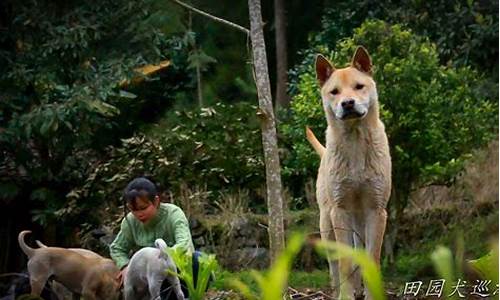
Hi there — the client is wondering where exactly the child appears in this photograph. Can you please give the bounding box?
[110,177,196,298]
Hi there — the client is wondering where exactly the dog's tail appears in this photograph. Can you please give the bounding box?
[18,230,36,258]
[306,126,325,158]
[35,240,47,248]
[154,238,169,259]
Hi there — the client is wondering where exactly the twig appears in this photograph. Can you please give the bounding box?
[170,0,249,35]
[0,272,29,278]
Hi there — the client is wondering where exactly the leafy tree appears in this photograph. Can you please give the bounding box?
[0,0,190,225]
[313,0,498,74]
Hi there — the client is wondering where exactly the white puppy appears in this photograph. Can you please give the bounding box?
[124,239,185,300]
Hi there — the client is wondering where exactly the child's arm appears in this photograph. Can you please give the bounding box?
[110,217,134,269]
[170,208,195,252]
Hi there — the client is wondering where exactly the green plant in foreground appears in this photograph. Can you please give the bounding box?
[230,234,499,300]
[230,233,305,300]
[431,240,499,300]
[431,246,459,299]
[231,233,386,300]
[316,241,387,300]
[469,242,499,285]
[167,247,219,300]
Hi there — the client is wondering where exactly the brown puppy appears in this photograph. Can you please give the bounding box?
[18,230,120,300]
[308,47,391,300]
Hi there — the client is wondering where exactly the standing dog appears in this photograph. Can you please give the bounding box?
[18,230,120,300]
[35,240,109,300]
[124,239,185,300]
[307,47,391,299]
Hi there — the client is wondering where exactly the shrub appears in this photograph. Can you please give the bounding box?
[69,102,265,217]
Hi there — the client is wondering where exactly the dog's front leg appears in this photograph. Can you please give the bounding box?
[363,208,387,300]
[320,206,340,298]
[352,218,366,299]
[331,207,355,300]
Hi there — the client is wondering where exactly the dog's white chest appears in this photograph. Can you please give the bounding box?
[322,138,390,209]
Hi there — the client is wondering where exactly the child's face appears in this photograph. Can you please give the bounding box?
[127,196,159,223]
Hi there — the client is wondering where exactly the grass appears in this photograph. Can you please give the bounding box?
[288,269,330,289]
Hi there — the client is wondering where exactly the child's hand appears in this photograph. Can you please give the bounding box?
[116,265,128,287]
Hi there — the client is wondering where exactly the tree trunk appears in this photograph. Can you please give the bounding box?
[248,0,285,263]
[274,0,290,110]
[196,63,203,107]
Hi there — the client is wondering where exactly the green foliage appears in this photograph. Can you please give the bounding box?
[230,233,305,300]
[469,242,499,289]
[167,247,219,300]
[149,102,264,192]
[281,20,498,212]
[312,0,498,74]
[69,102,265,212]
[385,205,498,284]
[431,246,458,299]
[430,241,499,300]
[230,233,386,300]
[0,0,191,225]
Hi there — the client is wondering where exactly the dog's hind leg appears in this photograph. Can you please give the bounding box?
[27,260,51,296]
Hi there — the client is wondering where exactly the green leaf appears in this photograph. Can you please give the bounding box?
[119,90,138,99]
[431,246,456,299]
[469,242,499,286]
[86,100,120,116]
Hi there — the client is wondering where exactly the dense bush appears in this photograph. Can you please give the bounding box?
[281,20,498,213]
[69,102,265,217]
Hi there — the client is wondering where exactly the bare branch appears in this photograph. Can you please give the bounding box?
[171,0,250,35]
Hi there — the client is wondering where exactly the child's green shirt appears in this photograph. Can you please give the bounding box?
[110,203,194,269]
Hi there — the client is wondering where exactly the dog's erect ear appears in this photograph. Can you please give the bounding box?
[351,46,372,75]
[315,54,335,87]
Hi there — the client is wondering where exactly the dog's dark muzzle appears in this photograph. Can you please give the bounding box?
[339,99,364,120]
[340,109,365,120]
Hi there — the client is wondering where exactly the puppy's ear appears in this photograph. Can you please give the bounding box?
[351,46,372,75]
[315,54,335,87]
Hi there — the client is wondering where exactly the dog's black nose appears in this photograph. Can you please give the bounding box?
[341,99,355,109]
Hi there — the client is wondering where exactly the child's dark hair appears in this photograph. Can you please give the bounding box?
[123,177,158,210]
